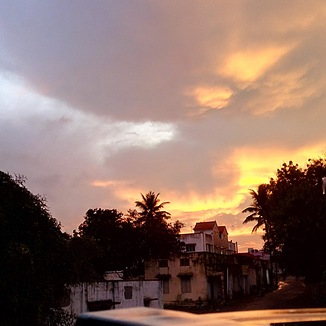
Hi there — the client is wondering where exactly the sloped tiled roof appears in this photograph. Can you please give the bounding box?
[193,221,217,231]
[218,225,228,235]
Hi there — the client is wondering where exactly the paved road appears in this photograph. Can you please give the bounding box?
[220,277,312,312]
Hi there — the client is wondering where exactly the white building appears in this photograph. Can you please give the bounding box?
[248,248,270,261]
[63,280,163,316]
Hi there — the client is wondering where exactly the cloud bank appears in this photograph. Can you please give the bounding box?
[1,1,326,250]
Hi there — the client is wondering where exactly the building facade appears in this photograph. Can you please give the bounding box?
[63,280,163,316]
[180,221,238,255]
[144,221,270,306]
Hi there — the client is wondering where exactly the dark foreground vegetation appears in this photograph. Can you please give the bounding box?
[243,158,326,284]
[0,171,182,325]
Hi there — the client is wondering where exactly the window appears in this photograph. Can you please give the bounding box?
[159,259,168,268]
[206,244,213,252]
[186,244,196,252]
[124,286,133,299]
[180,258,190,266]
[163,280,169,294]
[181,278,191,293]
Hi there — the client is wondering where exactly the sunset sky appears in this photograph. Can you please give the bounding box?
[1,1,326,251]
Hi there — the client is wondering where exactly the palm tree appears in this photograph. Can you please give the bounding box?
[135,191,170,224]
[242,184,271,234]
[243,183,276,286]
[135,191,178,259]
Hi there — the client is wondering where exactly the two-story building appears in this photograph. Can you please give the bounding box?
[145,221,270,307]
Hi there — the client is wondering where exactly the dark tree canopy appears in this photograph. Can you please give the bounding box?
[135,191,171,224]
[242,184,272,233]
[243,159,326,282]
[0,171,71,325]
[134,191,184,260]
[74,192,183,278]
[73,208,142,277]
[1,172,184,325]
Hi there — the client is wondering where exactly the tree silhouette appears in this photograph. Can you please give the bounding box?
[73,192,184,278]
[242,183,276,285]
[244,159,326,282]
[134,191,183,260]
[0,171,71,325]
[242,184,271,233]
[135,191,170,225]
[74,208,141,277]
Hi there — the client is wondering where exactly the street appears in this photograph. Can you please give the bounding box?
[220,277,316,312]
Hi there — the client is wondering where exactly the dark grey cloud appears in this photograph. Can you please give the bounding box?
[0,1,202,121]
[1,0,326,246]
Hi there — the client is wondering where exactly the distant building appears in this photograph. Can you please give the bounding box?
[145,221,269,307]
[180,221,238,255]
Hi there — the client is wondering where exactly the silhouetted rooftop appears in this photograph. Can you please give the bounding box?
[193,221,217,231]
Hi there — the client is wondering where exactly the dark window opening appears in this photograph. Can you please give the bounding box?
[206,244,213,252]
[180,258,190,266]
[124,286,133,300]
[186,244,196,252]
[159,259,168,268]
[163,280,169,294]
[181,278,191,293]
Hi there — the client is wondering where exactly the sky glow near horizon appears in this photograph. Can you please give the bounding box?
[1,1,326,251]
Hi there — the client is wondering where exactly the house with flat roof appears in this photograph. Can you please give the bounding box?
[145,221,269,307]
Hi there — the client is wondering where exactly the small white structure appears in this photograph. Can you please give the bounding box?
[248,248,270,261]
[228,240,238,253]
[63,280,163,316]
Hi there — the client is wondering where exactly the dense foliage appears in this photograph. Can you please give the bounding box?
[73,208,142,278]
[73,191,183,278]
[1,170,183,323]
[0,171,71,325]
[243,159,326,282]
[134,191,184,259]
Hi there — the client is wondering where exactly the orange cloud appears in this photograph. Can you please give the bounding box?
[191,86,233,110]
[166,189,245,218]
[228,225,263,237]
[91,180,119,187]
[169,143,326,226]
[246,66,317,115]
[220,45,291,83]
[233,142,326,190]
[89,142,326,252]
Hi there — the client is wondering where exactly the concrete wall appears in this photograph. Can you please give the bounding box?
[145,255,204,304]
[180,232,212,252]
[64,280,163,316]
[215,227,229,249]
[145,253,225,305]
